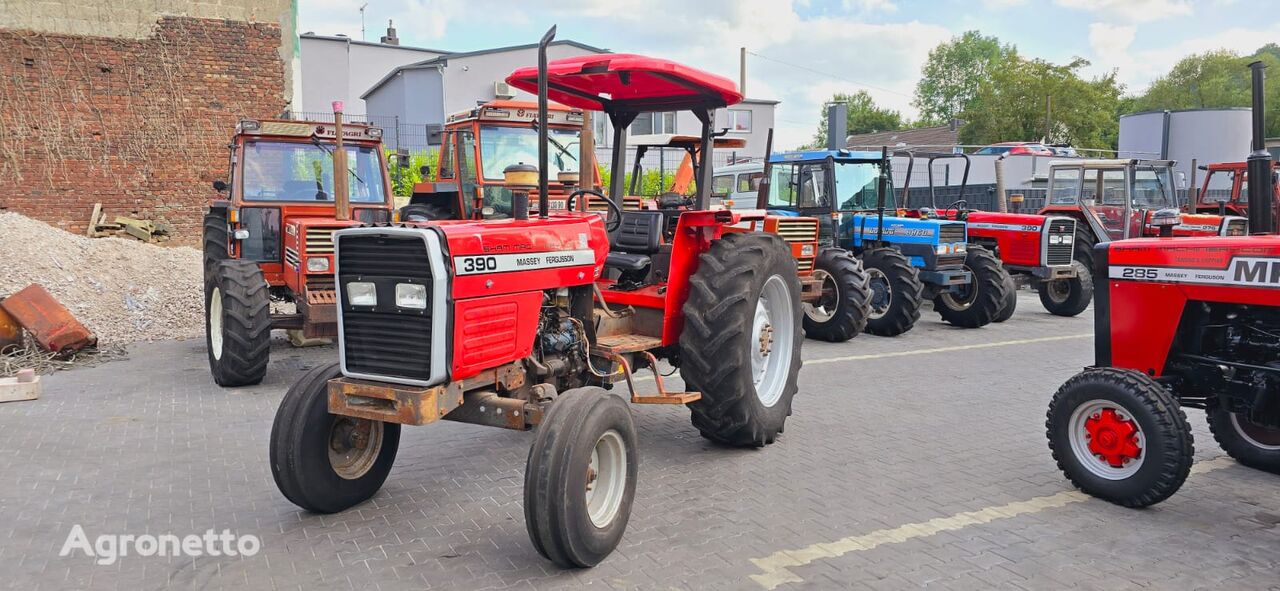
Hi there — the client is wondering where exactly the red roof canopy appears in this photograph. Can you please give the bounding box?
[506,53,743,114]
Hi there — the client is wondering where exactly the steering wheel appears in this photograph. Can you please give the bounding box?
[943,199,969,217]
[567,189,623,233]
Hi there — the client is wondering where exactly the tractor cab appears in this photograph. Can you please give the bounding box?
[1192,160,1280,218]
[1042,158,1249,241]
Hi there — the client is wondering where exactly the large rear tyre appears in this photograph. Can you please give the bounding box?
[933,245,1009,328]
[679,232,802,447]
[801,248,870,342]
[205,260,271,387]
[993,273,1017,323]
[859,248,923,337]
[270,362,401,513]
[1046,367,1193,507]
[202,213,230,284]
[525,387,637,568]
[1206,406,1280,474]
[1038,260,1094,317]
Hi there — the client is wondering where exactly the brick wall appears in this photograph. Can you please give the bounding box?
[0,15,289,244]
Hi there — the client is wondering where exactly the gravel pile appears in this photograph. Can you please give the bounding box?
[0,212,204,346]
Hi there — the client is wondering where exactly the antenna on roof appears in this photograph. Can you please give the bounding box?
[537,25,556,219]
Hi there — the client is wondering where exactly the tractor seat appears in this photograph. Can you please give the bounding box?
[605,211,663,272]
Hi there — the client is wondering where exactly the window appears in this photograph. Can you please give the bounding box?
[727,109,752,133]
[631,111,676,136]
[832,162,884,210]
[767,163,828,208]
[240,140,386,203]
[437,132,454,179]
[712,174,734,197]
[593,113,609,146]
[736,172,764,194]
[477,125,580,180]
[1048,167,1082,205]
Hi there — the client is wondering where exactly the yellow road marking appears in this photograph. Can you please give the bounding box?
[749,457,1236,590]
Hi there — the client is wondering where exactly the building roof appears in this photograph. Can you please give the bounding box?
[845,124,959,149]
[361,39,610,100]
[299,33,451,55]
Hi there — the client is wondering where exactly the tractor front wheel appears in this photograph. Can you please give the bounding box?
[802,248,871,342]
[270,362,400,513]
[525,387,637,568]
[933,245,1009,328]
[859,247,923,337]
[205,260,271,387]
[1207,406,1280,474]
[680,232,802,447]
[1037,261,1094,317]
[993,273,1017,323]
[1046,367,1193,507]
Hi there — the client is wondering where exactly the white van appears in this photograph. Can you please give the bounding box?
[711,161,765,210]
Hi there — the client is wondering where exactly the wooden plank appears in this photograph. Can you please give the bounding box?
[113,216,155,233]
[123,223,152,242]
[86,203,101,237]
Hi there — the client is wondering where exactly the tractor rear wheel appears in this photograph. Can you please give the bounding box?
[202,213,229,284]
[1046,367,1193,507]
[679,232,802,447]
[859,247,923,337]
[802,248,870,342]
[525,387,637,568]
[400,202,453,222]
[993,273,1017,323]
[934,245,1009,328]
[1206,406,1280,474]
[205,260,271,387]
[1037,261,1094,317]
[270,362,400,513]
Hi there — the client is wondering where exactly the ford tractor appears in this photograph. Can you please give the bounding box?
[269,31,806,569]
[203,113,395,386]
[1189,160,1279,219]
[758,149,1010,336]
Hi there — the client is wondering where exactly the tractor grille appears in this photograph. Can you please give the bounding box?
[284,247,300,268]
[938,222,965,245]
[305,227,337,254]
[774,218,820,243]
[936,254,965,269]
[337,232,438,382]
[1044,218,1075,266]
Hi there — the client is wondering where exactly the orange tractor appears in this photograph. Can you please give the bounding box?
[203,114,395,386]
[1189,160,1280,219]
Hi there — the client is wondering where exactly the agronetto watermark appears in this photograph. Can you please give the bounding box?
[59,525,261,565]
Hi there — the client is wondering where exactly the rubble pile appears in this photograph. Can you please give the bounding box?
[0,212,204,345]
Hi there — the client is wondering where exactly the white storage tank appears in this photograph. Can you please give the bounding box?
[1119,108,1254,183]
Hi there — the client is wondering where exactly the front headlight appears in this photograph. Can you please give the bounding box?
[346,282,377,306]
[955,243,966,255]
[935,244,949,255]
[307,257,330,272]
[395,283,427,309]
[800,244,815,257]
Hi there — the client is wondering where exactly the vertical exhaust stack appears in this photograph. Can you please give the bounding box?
[536,26,556,219]
[1247,60,1274,234]
[332,101,351,221]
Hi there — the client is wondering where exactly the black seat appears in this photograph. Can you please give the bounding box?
[605,211,663,272]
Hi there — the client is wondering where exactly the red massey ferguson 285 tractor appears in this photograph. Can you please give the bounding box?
[269,31,807,568]
[204,116,395,386]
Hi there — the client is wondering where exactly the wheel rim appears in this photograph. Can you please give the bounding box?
[209,286,224,360]
[1069,399,1145,480]
[1045,278,1071,303]
[328,417,385,480]
[1230,413,1280,450]
[586,429,627,528]
[751,275,795,408]
[866,268,891,320]
[939,265,977,311]
[802,269,839,323]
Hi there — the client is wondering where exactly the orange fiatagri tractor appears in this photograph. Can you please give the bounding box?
[204,116,395,386]
[269,31,808,568]
[1188,160,1280,218]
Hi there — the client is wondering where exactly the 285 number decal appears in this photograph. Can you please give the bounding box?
[1121,267,1159,279]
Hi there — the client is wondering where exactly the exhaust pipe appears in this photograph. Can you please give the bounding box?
[536,25,556,219]
[1247,60,1274,234]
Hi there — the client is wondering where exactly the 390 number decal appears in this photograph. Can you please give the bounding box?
[460,256,498,273]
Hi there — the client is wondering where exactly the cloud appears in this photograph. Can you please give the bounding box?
[981,0,1027,8]
[842,0,899,12]
[1053,0,1193,23]
[1087,20,1280,92]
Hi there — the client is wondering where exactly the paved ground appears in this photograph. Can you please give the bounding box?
[1,291,1277,590]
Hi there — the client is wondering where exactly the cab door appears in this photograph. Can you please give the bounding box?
[1080,168,1131,241]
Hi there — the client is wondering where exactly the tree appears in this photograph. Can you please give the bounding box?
[1131,48,1280,138]
[809,90,904,148]
[959,56,1122,150]
[913,31,1016,124]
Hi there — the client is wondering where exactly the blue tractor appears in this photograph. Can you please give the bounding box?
[757,149,1009,336]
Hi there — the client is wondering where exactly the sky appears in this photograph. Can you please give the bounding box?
[298,0,1280,149]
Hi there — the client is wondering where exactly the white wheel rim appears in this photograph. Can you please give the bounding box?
[866,268,891,320]
[802,269,838,323]
[209,286,224,360]
[328,417,384,480]
[1230,413,1280,450]
[751,275,794,408]
[1068,399,1146,480]
[586,429,627,528]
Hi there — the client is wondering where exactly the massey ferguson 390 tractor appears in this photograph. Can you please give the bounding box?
[204,115,395,386]
[269,31,805,568]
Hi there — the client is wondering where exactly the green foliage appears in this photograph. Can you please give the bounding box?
[914,31,1017,124]
[1131,48,1280,138]
[958,56,1122,151]
[809,90,905,148]
[599,168,681,196]
[385,148,439,197]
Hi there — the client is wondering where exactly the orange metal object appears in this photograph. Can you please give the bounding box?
[0,284,96,353]
[0,306,20,352]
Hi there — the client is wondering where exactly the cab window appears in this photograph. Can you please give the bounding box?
[712,174,734,197]
[736,172,763,194]
[1048,167,1082,205]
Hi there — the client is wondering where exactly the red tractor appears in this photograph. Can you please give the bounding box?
[1045,226,1280,505]
[1189,160,1280,218]
[269,32,806,568]
[204,115,395,386]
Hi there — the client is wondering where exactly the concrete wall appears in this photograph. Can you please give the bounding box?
[299,35,446,115]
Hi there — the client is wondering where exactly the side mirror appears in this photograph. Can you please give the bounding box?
[419,165,431,178]
[1176,171,1187,190]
